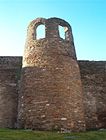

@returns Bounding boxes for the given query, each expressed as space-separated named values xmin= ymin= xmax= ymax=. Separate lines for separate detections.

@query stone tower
xmin=18 ymin=17 xmax=86 ymax=131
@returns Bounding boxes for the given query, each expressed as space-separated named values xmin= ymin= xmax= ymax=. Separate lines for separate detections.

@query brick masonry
xmin=0 ymin=57 xmax=22 ymax=128
xmin=79 ymin=61 xmax=106 ymax=129
xmin=0 ymin=17 xmax=105 ymax=131
xmin=0 ymin=58 xmax=105 ymax=130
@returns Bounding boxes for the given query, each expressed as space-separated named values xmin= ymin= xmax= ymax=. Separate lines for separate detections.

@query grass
xmin=0 ymin=129 xmax=106 ymax=140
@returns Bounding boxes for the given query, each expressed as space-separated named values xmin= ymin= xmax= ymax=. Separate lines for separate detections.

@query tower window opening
xmin=36 ymin=24 xmax=45 ymax=39
xmin=59 ymin=25 xmax=66 ymax=39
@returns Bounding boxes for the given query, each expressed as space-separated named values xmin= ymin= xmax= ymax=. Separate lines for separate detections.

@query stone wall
xmin=0 ymin=57 xmax=22 ymax=128
xmin=78 ymin=61 xmax=106 ymax=129
xmin=0 ymin=56 xmax=105 ymax=130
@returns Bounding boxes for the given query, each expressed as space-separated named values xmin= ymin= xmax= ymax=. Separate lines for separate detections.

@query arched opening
xmin=59 ymin=25 xmax=65 ymax=39
xmin=58 ymin=25 xmax=70 ymax=41
xmin=36 ymin=24 xmax=45 ymax=39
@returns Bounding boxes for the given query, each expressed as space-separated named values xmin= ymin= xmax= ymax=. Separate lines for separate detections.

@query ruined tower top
xmin=23 ymin=17 xmax=77 ymax=68
xmin=27 ymin=17 xmax=74 ymax=42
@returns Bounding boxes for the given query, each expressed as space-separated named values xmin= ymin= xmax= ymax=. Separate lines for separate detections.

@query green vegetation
xmin=0 ymin=129 xmax=106 ymax=140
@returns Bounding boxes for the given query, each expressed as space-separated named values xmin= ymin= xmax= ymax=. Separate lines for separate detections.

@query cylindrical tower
xmin=18 ymin=17 xmax=86 ymax=131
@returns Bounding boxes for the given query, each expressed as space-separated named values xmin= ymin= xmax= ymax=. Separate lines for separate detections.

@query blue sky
xmin=0 ymin=0 xmax=106 ymax=60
